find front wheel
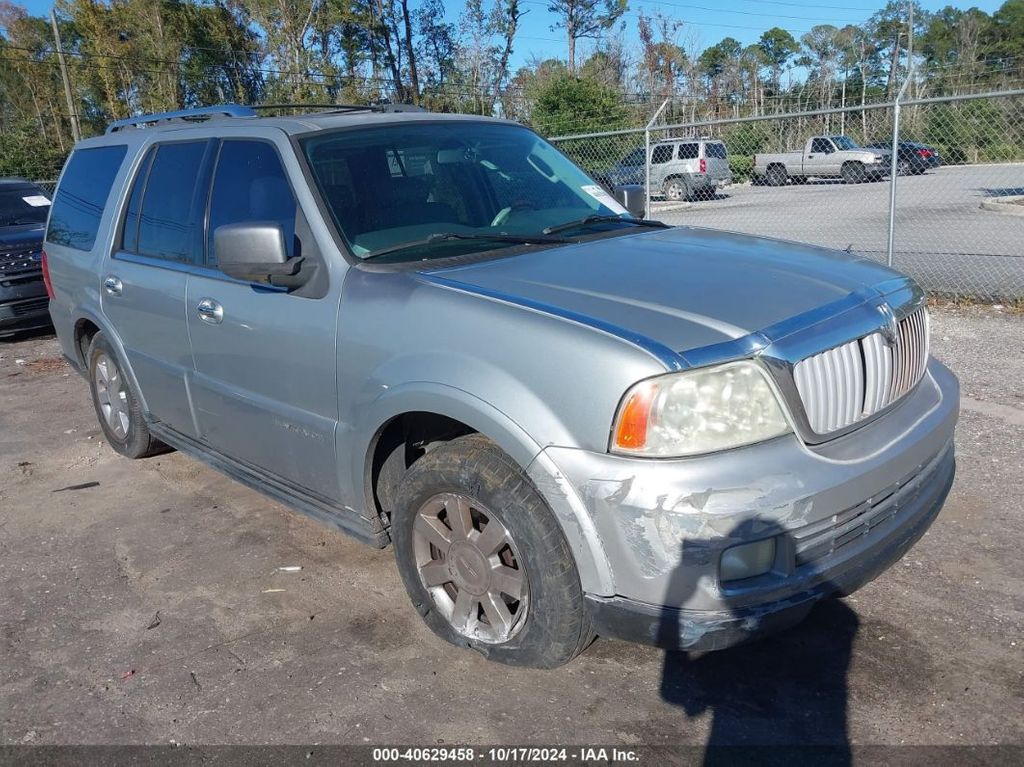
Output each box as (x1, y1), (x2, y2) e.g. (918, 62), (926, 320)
(842, 162), (866, 184)
(392, 434), (593, 668)
(766, 165), (788, 186)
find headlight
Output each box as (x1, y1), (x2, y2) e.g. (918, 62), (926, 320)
(610, 361), (791, 457)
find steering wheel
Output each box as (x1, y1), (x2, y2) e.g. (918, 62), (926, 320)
(491, 201), (536, 227)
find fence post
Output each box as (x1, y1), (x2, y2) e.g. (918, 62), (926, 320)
(886, 73), (912, 267)
(645, 99), (670, 219)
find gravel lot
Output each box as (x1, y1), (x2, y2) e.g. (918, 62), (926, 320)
(655, 164), (1024, 300)
(1, 306), (1022, 748)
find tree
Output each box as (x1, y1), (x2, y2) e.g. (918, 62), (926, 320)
(530, 71), (627, 135)
(758, 26), (799, 107)
(546, 0), (626, 73)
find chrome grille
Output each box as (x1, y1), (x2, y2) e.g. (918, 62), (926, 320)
(794, 307), (929, 435)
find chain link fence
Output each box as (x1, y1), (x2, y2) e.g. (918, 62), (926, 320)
(551, 90), (1024, 301)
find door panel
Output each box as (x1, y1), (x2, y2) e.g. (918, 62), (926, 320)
(101, 257), (196, 436)
(185, 137), (341, 502)
(186, 277), (341, 500)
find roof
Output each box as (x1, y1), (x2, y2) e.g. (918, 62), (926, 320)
(79, 104), (518, 150)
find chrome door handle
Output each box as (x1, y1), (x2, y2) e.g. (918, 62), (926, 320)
(103, 275), (122, 296)
(196, 298), (224, 324)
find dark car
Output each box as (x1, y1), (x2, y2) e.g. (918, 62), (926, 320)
(0, 179), (52, 338)
(867, 141), (942, 175)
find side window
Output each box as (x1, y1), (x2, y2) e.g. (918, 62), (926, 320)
(651, 145), (673, 164)
(207, 140), (297, 266)
(622, 148), (644, 165)
(120, 148), (155, 253)
(678, 143), (699, 160)
(811, 138), (833, 154)
(137, 141), (209, 262)
(46, 145), (127, 251)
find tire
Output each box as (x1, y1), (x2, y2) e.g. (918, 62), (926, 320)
(391, 434), (593, 668)
(842, 162), (865, 184)
(766, 165), (788, 186)
(662, 177), (689, 201)
(87, 333), (166, 459)
(897, 159), (911, 176)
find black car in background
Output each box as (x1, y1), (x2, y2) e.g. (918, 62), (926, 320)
(0, 179), (52, 338)
(866, 141), (942, 175)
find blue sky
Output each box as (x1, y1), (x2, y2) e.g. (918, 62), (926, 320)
(15, 0), (1009, 72)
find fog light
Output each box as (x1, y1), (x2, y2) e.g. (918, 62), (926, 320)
(720, 538), (776, 582)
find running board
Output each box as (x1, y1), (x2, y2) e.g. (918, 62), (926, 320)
(147, 420), (389, 548)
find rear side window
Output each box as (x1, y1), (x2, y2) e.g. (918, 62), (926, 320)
(206, 140), (297, 266)
(651, 145), (673, 164)
(135, 141), (209, 262)
(678, 143), (699, 160)
(704, 143), (727, 159)
(46, 145), (127, 251)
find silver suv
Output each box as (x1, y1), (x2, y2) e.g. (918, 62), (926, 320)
(43, 105), (958, 668)
(609, 138), (732, 201)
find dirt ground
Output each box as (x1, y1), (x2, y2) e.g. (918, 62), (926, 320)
(1, 304), (1022, 748)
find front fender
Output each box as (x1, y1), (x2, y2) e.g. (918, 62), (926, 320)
(345, 380), (615, 596)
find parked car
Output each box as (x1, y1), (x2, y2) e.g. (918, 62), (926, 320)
(754, 136), (890, 185)
(0, 178), (52, 339)
(865, 141), (942, 175)
(608, 138), (732, 200)
(45, 105), (958, 668)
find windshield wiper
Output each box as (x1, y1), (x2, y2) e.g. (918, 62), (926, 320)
(362, 232), (571, 261)
(542, 215), (670, 235)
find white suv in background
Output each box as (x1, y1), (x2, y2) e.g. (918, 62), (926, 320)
(608, 139), (733, 201)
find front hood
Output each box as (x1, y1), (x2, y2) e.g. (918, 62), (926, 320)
(424, 227), (904, 354)
(0, 224), (45, 252)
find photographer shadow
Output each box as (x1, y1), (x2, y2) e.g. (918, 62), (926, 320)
(657, 524), (859, 766)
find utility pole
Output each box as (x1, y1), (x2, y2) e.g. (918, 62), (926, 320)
(50, 9), (81, 143)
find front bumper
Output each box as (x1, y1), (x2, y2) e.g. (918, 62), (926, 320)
(0, 282), (51, 337)
(586, 445), (953, 650)
(535, 359), (959, 649)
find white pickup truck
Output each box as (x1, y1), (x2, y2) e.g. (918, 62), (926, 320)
(754, 136), (890, 185)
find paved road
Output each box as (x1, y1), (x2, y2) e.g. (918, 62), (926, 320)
(655, 164), (1024, 300)
(1, 309), (1023, 749)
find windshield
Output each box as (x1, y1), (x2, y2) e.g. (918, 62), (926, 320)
(830, 136), (860, 150)
(301, 122), (634, 261)
(0, 185), (50, 226)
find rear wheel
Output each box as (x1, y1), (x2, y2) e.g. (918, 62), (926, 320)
(897, 159), (911, 176)
(766, 165), (788, 186)
(662, 177), (689, 201)
(87, 333), (166, 459)
(842, 161), (865, 184)
(392, 434), (593, 668)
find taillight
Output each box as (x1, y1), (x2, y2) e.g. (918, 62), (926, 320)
(699, 158), (707, 174)
(41, 249), (54, 299)
(916, 148), (932, 157)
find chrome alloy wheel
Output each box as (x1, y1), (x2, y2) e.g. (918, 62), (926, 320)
(93, 351), (129, 440)
(412, 492), (529, 644)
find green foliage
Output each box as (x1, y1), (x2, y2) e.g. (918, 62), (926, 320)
(530, 73), (629, 136)
(728, 155), (754, 183)
(0, 123), (68, 178)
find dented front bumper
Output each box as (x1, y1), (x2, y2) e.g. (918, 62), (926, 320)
(534, 359), (959, 650)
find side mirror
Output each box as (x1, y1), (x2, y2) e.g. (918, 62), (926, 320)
(214, 222), (304, 286)
(613, 184), (646, 219)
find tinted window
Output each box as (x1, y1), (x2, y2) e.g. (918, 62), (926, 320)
(137, 142), (208, 262)
(651, 145), (673, 164)
(811, 138), (833, 153)
(621, 148), (644, 166)
(704, 142), (727, 159)
(46, 145), (127, 251)
(0, 184), (50, 226)
(121, 148), (155, 253)
(207, 141), (297, 265)
(678, 143), (699, 160)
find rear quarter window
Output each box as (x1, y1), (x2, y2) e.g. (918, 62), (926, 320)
(678, 143), (699, 160)
(704, 143), (727, 159)
(46, 145), (128, 251)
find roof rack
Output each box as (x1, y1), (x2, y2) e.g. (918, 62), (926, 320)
(105, 101), (428, 134)
(106, 104), (257, 133)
